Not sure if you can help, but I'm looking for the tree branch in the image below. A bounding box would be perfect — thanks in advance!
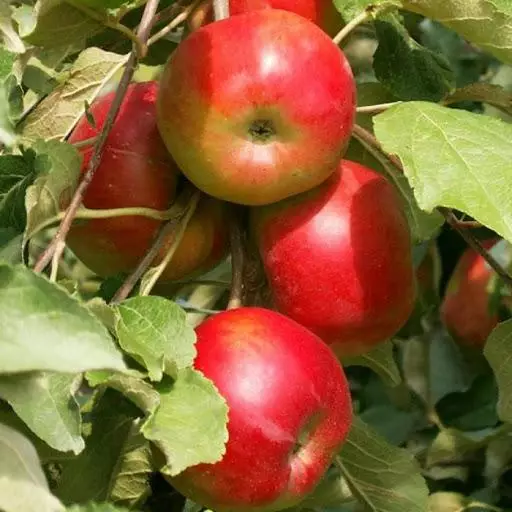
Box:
[351,123,512,290]
[33,0,161,275]
[227,207,245,310]
[111,188,199,303]
[213,0,229,21]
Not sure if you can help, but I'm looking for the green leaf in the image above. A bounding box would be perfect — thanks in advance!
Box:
[0,228,23,264]
[374,102,512,244]
[24,139,81,244]
[0,478,65,512]
[0,48,16,80]
[0,3,25,53]
[0,151,37,233]
[70,0,146,18]
[343,339,402,387]
[0,372,84,454]
[337,417,429,512]
[23,0,102,53]
[373,18,454,101]
[142,368,229,476]
[444,83,512,117]
[484,319,512,423]
[0,81,17,147]
[20,47,127,143]
[0,264,126,374]
[333,0,399,21]
[0,422,65,512]
[115,296,197,382]
[55,390,145,505]
[86,371,160,415]
[403,0,512,66]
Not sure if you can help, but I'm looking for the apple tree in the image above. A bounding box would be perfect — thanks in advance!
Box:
[1,0,512,511]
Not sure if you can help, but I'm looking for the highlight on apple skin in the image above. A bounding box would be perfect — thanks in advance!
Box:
[157,9,356,206]
[65,81,229,284]
[441,239,501,348]
[250,159,416,357]
[167,307,353,512]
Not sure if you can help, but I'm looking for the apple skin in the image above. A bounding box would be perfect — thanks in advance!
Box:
[168,307,352,512]
[157,9,356,206]
[188,0,341,36]
[66,81,229,282]
[441,239,500,348]
[250,159,416,357]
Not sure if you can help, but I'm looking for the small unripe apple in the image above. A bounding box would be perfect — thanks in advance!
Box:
[187,0,341,36]
[250,159,416,357]
[168,307,352,512]
[441,239,500,347]
[66,81,229,283]
[157,9,356,206]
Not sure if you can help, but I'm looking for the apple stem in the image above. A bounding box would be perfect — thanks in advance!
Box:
[147,0,202,46]
[111,187,200,304]
[213,0,229,21]
[351,123,512,291]
[227,207,246,310]
[139,191,201,297]
[33,0,162,275]
[356,102,402,114]
[332,10,371,46]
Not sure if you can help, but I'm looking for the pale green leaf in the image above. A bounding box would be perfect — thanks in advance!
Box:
[0,264,126,374]
[484,319,512,422]
[374,102,512,244]
[67,504,132,512]
[0,3,25,53]
[343,339,401,387]
[333,0,400,21]
[338,417,429,512]
[142,368,229,476]
[403,0,512,66]
[0,478,65,512]
[24,139,81,245]
[0,372,84,454]
[115,296,197,381]
[20,47,127,143]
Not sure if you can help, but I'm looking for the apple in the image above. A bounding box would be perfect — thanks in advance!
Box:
[441,239,500,347]
[66,81,229,283]
[187,0,341,36]
[250,159,416,357]
[168,307,352,512]
[157,9,356,206]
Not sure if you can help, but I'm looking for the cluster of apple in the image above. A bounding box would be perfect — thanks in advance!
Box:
[64,2,417,511]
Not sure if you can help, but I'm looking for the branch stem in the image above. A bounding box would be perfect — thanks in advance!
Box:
[33,0,161,274]
[111,188,199,303]
[356,101,402,114]
[213,0,229,21]
[332,10,371,45]
[227,207,245,310]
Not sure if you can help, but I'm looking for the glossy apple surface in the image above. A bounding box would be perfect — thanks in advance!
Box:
[251,159,416,357]
[168,307,352,512]
[188,0,341,36]
[441,239,500,347]
[66,81,228,282]
[157,10,356,206]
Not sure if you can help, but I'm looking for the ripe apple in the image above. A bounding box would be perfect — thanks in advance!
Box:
[187,0,341,36]
[157,10,356,206]
[250,159,416,357]
[441,239,500,347]
[168,307,352,512]
[66,81,229,283]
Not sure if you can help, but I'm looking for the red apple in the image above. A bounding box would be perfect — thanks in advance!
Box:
[66,81,229,283]
[157,10,356,206]
[441,239,500,347]
[187,0,341,36]
[250,159,416,357]
[168,307,352,512]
